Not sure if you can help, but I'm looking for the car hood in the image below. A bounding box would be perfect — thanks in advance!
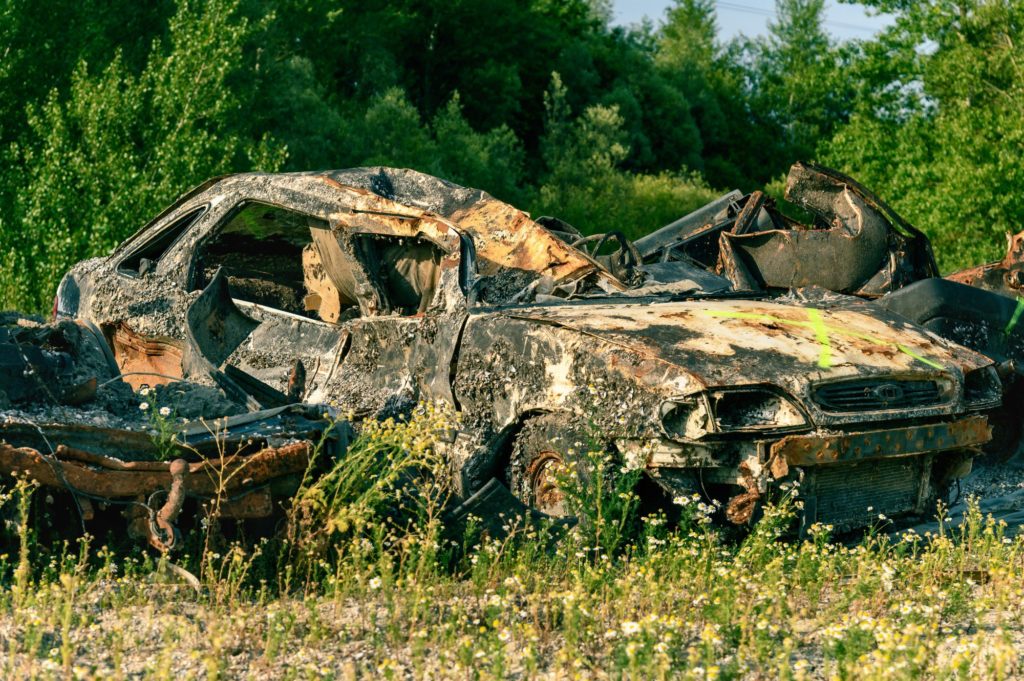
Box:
[501,297,992,394]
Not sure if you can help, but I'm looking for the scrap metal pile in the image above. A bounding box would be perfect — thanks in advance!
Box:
[3,162,1024,545]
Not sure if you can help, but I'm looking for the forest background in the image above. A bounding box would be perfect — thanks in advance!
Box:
[1,0,1020,312]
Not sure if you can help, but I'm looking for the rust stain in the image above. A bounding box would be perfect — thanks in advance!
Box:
[948,230,1024,297]
[0,441,312,503]
[772,416,990,467]
[725,462,760,524]
[105,323,184,389]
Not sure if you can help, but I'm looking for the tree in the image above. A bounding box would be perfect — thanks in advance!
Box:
[654,0,767,189]
[0,0,285,311]
[823,0,1024,270]
[331,87,527,203]
[533,73,719,238]
[744,0,852,178]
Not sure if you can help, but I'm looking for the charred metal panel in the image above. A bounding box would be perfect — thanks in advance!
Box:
[0,404,349,550]
[325,316,421,417]
[224,302,347,399]
[948,230,1024,299]
[878,278,1024,368]
[804,455,928,533]
[635,191,743,261]
[492,298,988,424]
[450,307,708,495]
[718,163,890,293]
[185,267,259,369]
[0,314,124,407]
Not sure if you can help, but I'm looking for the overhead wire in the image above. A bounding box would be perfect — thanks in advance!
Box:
[714,0,882,34]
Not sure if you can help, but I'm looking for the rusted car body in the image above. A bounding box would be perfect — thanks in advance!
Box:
[48,167,1000,533]
[0,393,348,550]
[629,163,940,298]
[621,161,1024,461]
[1,315,348,551]
[0,313,120,407]
[948,230,1024,301]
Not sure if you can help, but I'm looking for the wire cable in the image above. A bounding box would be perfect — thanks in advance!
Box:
[714,0,881,34]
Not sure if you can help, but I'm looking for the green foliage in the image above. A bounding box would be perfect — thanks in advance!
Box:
[283,404,457,585]
[654,0,748,186]
[336,88,527,204]
[535,168,721,241]
[534,73,720,238]
[740,0,854,183]
[431,95,526,204]
[823,0,1024,271]
[0,0,285,311]
[552,439,645,558]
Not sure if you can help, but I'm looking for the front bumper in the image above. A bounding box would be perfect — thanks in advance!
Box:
[622,414,991,473]
[769,415,990,468]
[621,415,991,531]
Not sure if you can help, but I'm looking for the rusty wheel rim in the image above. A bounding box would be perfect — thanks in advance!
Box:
[526,450,567,517]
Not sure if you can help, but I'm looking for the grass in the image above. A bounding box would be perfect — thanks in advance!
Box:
[0,405,1022,679]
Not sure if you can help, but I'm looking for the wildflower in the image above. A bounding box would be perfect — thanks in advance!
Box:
[139,387,151,397]
[621,621,641,635]
[139,402,149,411]
[159,406,171,417]
[369,576,382,590]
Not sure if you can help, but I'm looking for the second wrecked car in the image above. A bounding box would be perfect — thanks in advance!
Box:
[53,168,999,532]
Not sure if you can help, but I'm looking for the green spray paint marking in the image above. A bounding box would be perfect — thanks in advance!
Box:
[1005,297,1024,336]
[806,308,832,369]
[702,308,944,370]
[894,344,944,370]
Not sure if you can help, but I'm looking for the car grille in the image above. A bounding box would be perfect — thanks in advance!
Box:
[810,456,925,532]
[813,379,943,413]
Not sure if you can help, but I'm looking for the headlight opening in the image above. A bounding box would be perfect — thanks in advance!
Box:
[661,387,808,440]
[709,387,807,433]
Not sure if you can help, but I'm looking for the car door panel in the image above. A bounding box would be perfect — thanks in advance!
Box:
[225,301,349,399]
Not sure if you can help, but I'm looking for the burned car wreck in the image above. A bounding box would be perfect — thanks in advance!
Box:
[30,163,1010,537]
[610,162,1024,461]
[0,312,351,550]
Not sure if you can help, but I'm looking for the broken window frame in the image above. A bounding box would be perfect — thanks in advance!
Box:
[347,232,446,316]
[187,199,344,320]
[328,209,475,318]
[115,205,209,279]
[106,175,224,268]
